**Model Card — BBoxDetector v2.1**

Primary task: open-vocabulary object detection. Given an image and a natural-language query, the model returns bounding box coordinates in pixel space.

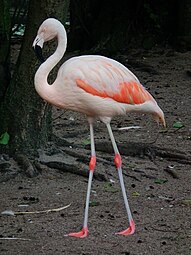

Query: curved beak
[153,110,166,128]
[159,114,166,128]
[32,35,45,63]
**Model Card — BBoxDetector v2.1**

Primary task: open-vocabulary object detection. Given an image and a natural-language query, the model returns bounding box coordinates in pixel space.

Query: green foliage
[144,3,161,29]
[0,132,10,145]
[12,24,25,37]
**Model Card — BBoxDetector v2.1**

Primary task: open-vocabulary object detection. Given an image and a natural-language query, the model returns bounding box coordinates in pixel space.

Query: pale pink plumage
[33,18,166,238]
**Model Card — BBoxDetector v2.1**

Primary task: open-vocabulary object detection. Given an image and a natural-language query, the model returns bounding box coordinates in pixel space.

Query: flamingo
[33,18,166,238]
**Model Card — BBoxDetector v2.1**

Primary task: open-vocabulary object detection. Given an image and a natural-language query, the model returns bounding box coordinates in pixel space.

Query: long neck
[34,26,67,102]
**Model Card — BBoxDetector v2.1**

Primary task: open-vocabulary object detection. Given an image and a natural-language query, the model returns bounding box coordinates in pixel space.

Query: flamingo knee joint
[114,153,122,169]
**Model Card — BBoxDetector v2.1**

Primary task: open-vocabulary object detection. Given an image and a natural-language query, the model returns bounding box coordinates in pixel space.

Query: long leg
[66,122,96,238]
[106,123,135,235]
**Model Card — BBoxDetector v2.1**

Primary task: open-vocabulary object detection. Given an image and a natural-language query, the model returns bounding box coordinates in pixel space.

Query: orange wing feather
[76,79,153,105]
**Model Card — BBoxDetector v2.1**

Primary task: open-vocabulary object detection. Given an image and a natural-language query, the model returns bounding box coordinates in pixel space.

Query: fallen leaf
[132,191,140,197]
[181,199,191,206]
[81,139,91,145]
[159,128,168,133]
[89,201,100,207]
[173,121,184,129]
[104,182,118,193]
[154,179,168,184]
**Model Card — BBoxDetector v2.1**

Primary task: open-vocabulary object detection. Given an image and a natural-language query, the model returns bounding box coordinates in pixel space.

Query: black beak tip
[33,45,45,63]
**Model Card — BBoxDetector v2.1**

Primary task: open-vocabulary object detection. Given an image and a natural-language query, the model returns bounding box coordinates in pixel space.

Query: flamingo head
[32,18,63,63]
[152,109,166,127]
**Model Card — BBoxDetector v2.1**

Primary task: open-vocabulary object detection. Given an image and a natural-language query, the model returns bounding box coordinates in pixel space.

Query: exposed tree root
[43,160,107,181]
[39,151,108,182]
[14,154,39,177]
[39,138,190,182]
[0,154,40,182]
[85,141,191,165]
[1,138,189,183]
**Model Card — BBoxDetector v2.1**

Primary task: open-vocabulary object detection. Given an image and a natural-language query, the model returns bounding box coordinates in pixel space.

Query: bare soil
[0,49,191,255]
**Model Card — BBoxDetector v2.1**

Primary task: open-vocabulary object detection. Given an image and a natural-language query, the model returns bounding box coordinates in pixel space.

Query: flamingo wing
[68,56,153,105]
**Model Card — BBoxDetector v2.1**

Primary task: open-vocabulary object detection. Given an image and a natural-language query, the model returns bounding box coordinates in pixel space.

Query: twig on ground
[0,237,31,241]
[15,204,71,215]
[87,141,191,165]
[1,204,71,216]
[164,167,179,179]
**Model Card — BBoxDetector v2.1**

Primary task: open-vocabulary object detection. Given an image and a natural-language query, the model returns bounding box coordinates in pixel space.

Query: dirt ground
[0,49,191,255]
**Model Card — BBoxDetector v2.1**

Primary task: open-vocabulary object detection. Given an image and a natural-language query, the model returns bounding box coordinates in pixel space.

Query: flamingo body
[35,53,164,122]
[61,55,156,117]
[33,18,166,238]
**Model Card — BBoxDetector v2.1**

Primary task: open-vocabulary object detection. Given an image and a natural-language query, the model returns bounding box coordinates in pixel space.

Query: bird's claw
[65,227,88,238]
[115,219,135,236]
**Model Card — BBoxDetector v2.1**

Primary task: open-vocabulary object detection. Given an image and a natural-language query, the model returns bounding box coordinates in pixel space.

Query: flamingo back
[61,55,154,106]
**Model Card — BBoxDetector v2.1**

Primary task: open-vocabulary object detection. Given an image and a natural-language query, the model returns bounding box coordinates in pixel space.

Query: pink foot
[116,220,135,236]
[65,227,88,238]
